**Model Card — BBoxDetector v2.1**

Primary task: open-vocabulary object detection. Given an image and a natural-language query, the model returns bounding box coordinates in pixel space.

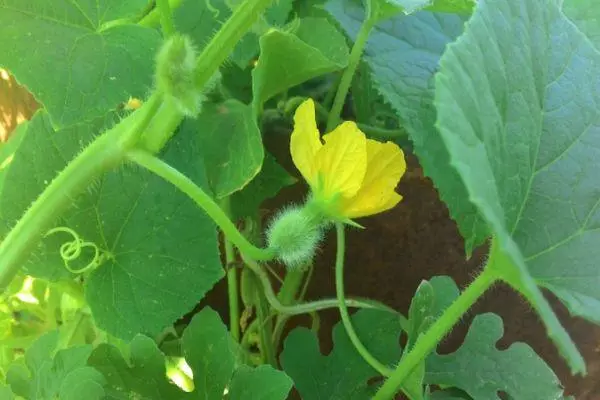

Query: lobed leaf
[0,111,224,339]
[0,0,159,128]
[281,309,403,399]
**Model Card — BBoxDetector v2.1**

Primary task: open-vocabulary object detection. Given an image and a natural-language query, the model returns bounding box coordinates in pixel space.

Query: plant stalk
[221,198,240,342]
[335,223,393,376]
[326,19,375,132]
[373,267,499,400]
[127,150,275,261]
[156,0,176,37]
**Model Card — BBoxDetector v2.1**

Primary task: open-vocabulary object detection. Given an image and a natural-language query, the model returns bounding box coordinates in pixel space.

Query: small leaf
[253,17,349,111]
[6,331,102,399]
[434,0,599,372]
[176,100,264,198]
[182,307,237,400]
[229,365,293,400]
[325,0,488,255]
[0,0,159,128]
[88,335,183,399]
[563,0,600,51]
[230,152,296,220]
[0,111,224,339]
[59,367,106,400]
[281,309,403,399]
[426,314,564,400]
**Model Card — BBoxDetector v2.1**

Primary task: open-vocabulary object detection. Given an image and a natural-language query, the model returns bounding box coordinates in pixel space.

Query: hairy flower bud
[266,205,324,268]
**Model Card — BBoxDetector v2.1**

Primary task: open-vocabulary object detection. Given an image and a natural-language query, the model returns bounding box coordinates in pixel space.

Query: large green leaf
[252,17,349,111]
[0,0,159,128]
[325,0,488,254]
[176,100,264,198]
[281,309,403,399]
[426,314,564,399]
[563,0,600,51]
[88,335,183,399]
[0,111,224,339]
[6,331,105,399]
[435,0,600,373]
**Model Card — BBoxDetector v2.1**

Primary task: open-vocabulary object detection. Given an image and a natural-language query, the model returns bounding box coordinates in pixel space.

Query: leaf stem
[357,123,408,141]
[194,0,274,89]
[156,0,176,37]
[373,267,499,400]
[335,223,393,376]
[221,198,240,343]
[326,18,375,132]
[0,98,162,291]
[255,286,276,366]
[138,0,183,28]
[242,254,402,318]
[127,149,275,261]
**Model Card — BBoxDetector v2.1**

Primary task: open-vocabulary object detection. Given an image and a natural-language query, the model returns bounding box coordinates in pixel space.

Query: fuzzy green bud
[266,205,324,269]
[155,34,201,116]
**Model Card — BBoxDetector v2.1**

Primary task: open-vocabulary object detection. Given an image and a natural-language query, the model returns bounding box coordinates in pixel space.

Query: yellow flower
[290,99,406,220]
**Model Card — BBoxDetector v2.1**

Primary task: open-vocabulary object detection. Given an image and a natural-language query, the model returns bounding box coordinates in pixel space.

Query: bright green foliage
[182,307,238,399]
[252,17,349,111]
[0,384,15,400]
[434,0,600,373]
[230,152,296,220]
[5,331,106,399]
[281,309,403,399]
[563,0,600,51]
[426,0,473,13]
[426,314,564,399]
[89,307,292,400]
[0,0,159,128]
[88,335,184,399]
[0,111,223,339]
[58,367,107,400]
[326,0,488,254]
[176,100,264,198]
[229,365,293,400]
[367,0,433,22]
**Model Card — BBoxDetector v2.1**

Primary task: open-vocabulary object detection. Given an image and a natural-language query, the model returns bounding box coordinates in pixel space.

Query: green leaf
[0,111,224,339]
[88,335,183,399]
[367,0,433,22]
[174,0,230,48]
[425,0,474,14]
[228,365,293,400]
[0,0,159,128]
[426,314,564,399]
[177,100,264,198]
[0,383,15,400]
[0,121,27,197]
[253,17,349,111]
[281,309,403,399]
[6,331,103,399]
[325,0,488,254]
[563,0,600,51]
[434,0,600,373]
[182,307,237,400]
[59,367,106,400]
[230,152,296,220]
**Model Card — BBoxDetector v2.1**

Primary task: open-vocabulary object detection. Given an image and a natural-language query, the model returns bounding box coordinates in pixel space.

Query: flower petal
[290,99,322,186]
[341,139,406,218]
[314,121,367,199]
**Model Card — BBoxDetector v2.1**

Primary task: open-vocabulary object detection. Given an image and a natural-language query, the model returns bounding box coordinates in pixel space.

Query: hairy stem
[194,0,274,88]
[0,97,162,291]
[157,0,176,37]
[127,150,275,261]
[255,286,276,366]
[326,19,374,132]
[335,223,393,376]
[373,267,499,400]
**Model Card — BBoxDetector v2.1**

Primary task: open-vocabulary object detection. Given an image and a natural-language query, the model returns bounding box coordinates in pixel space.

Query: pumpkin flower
[290,99,406,221]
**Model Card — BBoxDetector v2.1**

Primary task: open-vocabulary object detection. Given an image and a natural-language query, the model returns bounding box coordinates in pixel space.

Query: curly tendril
[44,227,108,274]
